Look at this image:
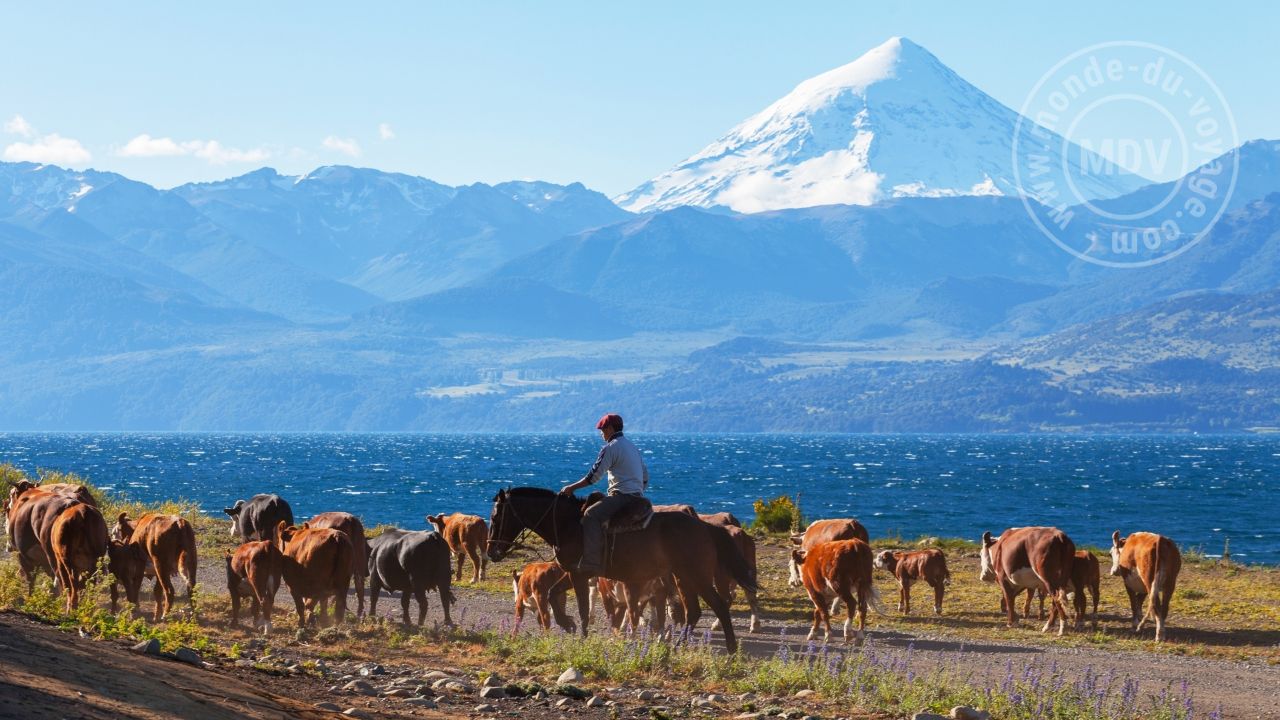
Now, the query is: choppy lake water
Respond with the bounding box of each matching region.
[2,433,1275,563]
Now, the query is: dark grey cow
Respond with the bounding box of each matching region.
[368,528,454,626]
[223,494,293,542]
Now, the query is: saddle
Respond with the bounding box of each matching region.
[584,492,654,535]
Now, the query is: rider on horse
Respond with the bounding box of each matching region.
[559,413,650,576]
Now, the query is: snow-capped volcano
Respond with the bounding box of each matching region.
[616,37,1150,213]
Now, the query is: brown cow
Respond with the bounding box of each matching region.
[873,549,950,615]
[1110,530,1181,642]
[1005,550,1102,631]
[49,503,109,612]
[789,518,869,587]
[5,489,82,594]
[5,480,97,512]
[792,539,882,644]
[979,527,1075,635]
[107,540,146,613]
[226,540,283,634]
[707,522,761,633]
[112,513,198,621]
[593,575,670,633]
[307,512,368,618]
[512,561,576,632]
[426,512,488,583]
[277,520,353,626]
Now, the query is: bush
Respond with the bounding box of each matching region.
[750,494,802,534]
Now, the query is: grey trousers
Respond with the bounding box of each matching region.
[581,492,648,568]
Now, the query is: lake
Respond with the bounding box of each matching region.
[1,433,1276,563]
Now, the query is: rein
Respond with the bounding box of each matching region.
[493,491,569,564]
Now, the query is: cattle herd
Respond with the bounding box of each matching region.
[2,480,1185,648]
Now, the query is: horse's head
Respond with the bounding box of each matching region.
[486,488,520,562]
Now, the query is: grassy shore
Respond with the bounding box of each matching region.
[2,466,1274,720]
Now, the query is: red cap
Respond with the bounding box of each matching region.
[595,413,623,431]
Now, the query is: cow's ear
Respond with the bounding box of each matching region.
[1112,530,1122,547]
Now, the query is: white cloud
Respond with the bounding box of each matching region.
[3,133,92,166]
[117,134,270,165]
[4,114,34,137]
[378,123,395,141]
[322,135,362,157]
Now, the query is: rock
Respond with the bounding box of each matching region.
[479,686,506,699]
[555,698,574,708]
[403,697,438,708]
[709,694,730,703]
[692,698,714,708]
[445,681,474,693]
[342,680,376,696]
[342,710,372,719]
[174,647,203,668]
[314,660,329,674]
[735,714,764,720]
[482,674,505,688]
[234,659,255,668]
[912,714,948,720]
[739,693,758,701]
[793,690,816,698]
[950,708,990,720]
[381,688,414,698]
[432,678,453,690]
[586,696,608,708]
[802,716,821,720]
[532,691,547,700]
[422,670,452,680]
[558,667,585,684]
[636,690,660,701]
[475,704,497,712]
[314,702,342,711]
[359,664,385,677]
[132,639,161,656]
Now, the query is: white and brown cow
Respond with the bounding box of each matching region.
[1110,530,1181,642]
[788,518,869,587]
[512,561,576,632]
[873,548,950,615]
[791,539,882,644]
[979,526,1075,635]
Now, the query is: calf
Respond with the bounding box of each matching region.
[277,521,353,626]
[792,539,881,644]
[307,512,369,618]
[367,527,454,626]
[593,576,670,633]
[49,503,109,612]
[112,513,199,621]
[226,540,283,634]
[107,539,146,613]
[426,512,488,583]
[1110,530,1181,642]
[789,518,869,587]
[224,494,293,541]
[1005,552,1101,631]
[512,561,576,632]
[979,527,1075,635]
[873,549,950,615]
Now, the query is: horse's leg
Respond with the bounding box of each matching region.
[696,579,737,652]
[570,572,591,637]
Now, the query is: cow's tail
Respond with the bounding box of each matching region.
[176,518,198,596]
[710,524,757,594]
[865,582,887,616]
[942,564,952,587]
[1140,539,1164,632]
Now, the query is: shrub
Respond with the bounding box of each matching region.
[750,494,803,534]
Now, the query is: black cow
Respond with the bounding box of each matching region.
[223,494,293,542]
[367,528,454,626]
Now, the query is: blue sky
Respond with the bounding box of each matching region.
[2,2,1276,194]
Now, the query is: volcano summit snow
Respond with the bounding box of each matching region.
[616,37,1150,214]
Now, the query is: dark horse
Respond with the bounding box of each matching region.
[486,487,756,652]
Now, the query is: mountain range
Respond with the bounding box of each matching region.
[1,37,1278,431]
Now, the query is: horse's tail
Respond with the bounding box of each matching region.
[710,525,757,594]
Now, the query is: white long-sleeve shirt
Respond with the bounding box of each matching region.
[581,433,649,495]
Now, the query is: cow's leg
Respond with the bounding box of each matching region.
[415,587,429,626]
[110,580,120,614]
[1020,588,1034,619]
[400,589,412,625]
[156,558,177,621]
[696,579,737,652]
[1153,586,1171,643]
[805,588,827,642]
[229,583,242,626]
[535,592,553,631]
[454,551,465,582]
[1073,582,1087,631]
[1090,583,1099,631]
[651,581,669,635]
[902,578,912,615]
[291,590,306,627]
[466,545,482,584]
[1039,591,1047,621]
[333,584,348,626]
[570,572,591,637]
[514,592,526,629]
[1127,589,1145,632]
[932,580,945,615]
[151,580,166,622]
[353,571,365,620]
[837,587,858,644]
[999,581,1019,627]
[318,596,330,627]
